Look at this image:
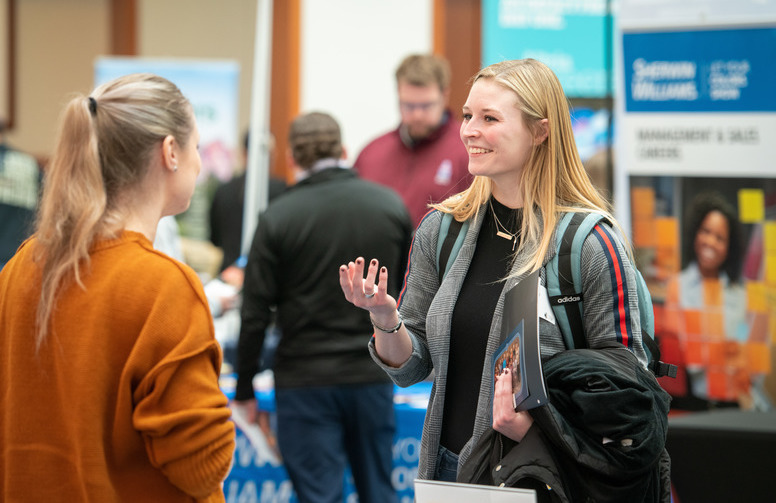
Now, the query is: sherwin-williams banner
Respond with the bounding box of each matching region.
[619,27,776,177]
[623,28,776,113]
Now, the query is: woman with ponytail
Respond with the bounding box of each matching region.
[0,73,235,502]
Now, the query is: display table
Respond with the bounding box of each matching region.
[666,410,776,503]
[219,374,430,503]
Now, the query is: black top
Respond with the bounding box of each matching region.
[209,172,287,272]
[441,197,522,454]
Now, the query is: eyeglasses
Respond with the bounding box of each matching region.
[399,99,441,113]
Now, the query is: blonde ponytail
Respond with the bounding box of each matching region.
[32,73,193,347]
[34,97,105,347]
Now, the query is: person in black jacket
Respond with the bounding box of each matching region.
[208,130,287,273]
[234,112,412,503]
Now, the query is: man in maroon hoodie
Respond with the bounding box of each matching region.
[355,54,472,228]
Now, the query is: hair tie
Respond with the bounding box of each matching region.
[88,97,97,116]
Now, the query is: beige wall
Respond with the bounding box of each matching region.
[7,0,429,164]
[138,0,256,137]
[6,0,109,156]
[6,0,256,159]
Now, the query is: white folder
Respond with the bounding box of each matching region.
[414,479,538,503]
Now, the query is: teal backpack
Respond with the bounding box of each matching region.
[435,211,676,378]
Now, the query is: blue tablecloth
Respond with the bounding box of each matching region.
[220,376,430,503]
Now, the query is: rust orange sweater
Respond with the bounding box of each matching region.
[0,231,235,502]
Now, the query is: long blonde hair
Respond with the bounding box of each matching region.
[433,59,619,276]
[33,73,193,347]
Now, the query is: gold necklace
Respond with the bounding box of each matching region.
[490,200,518,251]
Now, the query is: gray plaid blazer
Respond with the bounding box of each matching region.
[368,203,648,480]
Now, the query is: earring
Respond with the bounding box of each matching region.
[172,164,178,172]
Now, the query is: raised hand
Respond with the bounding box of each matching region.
[339,257,411,368]
[339,257,397,321]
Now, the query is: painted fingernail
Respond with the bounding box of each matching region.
[371,259,377,266]
[381,267,386,273]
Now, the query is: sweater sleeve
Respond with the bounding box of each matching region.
[579,223,649,367]
[131,267,235,500]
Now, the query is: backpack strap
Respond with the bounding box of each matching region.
[628,268,677,378]
[436,212,468,284]
[642,334,677,378]
[546,212,607,350]
[547,212,678,378]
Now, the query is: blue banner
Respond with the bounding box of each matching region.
[623,28,776,112]
[221,380,429,503]
[482,0,613,98]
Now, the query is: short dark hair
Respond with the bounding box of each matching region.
[288,112,342,170]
